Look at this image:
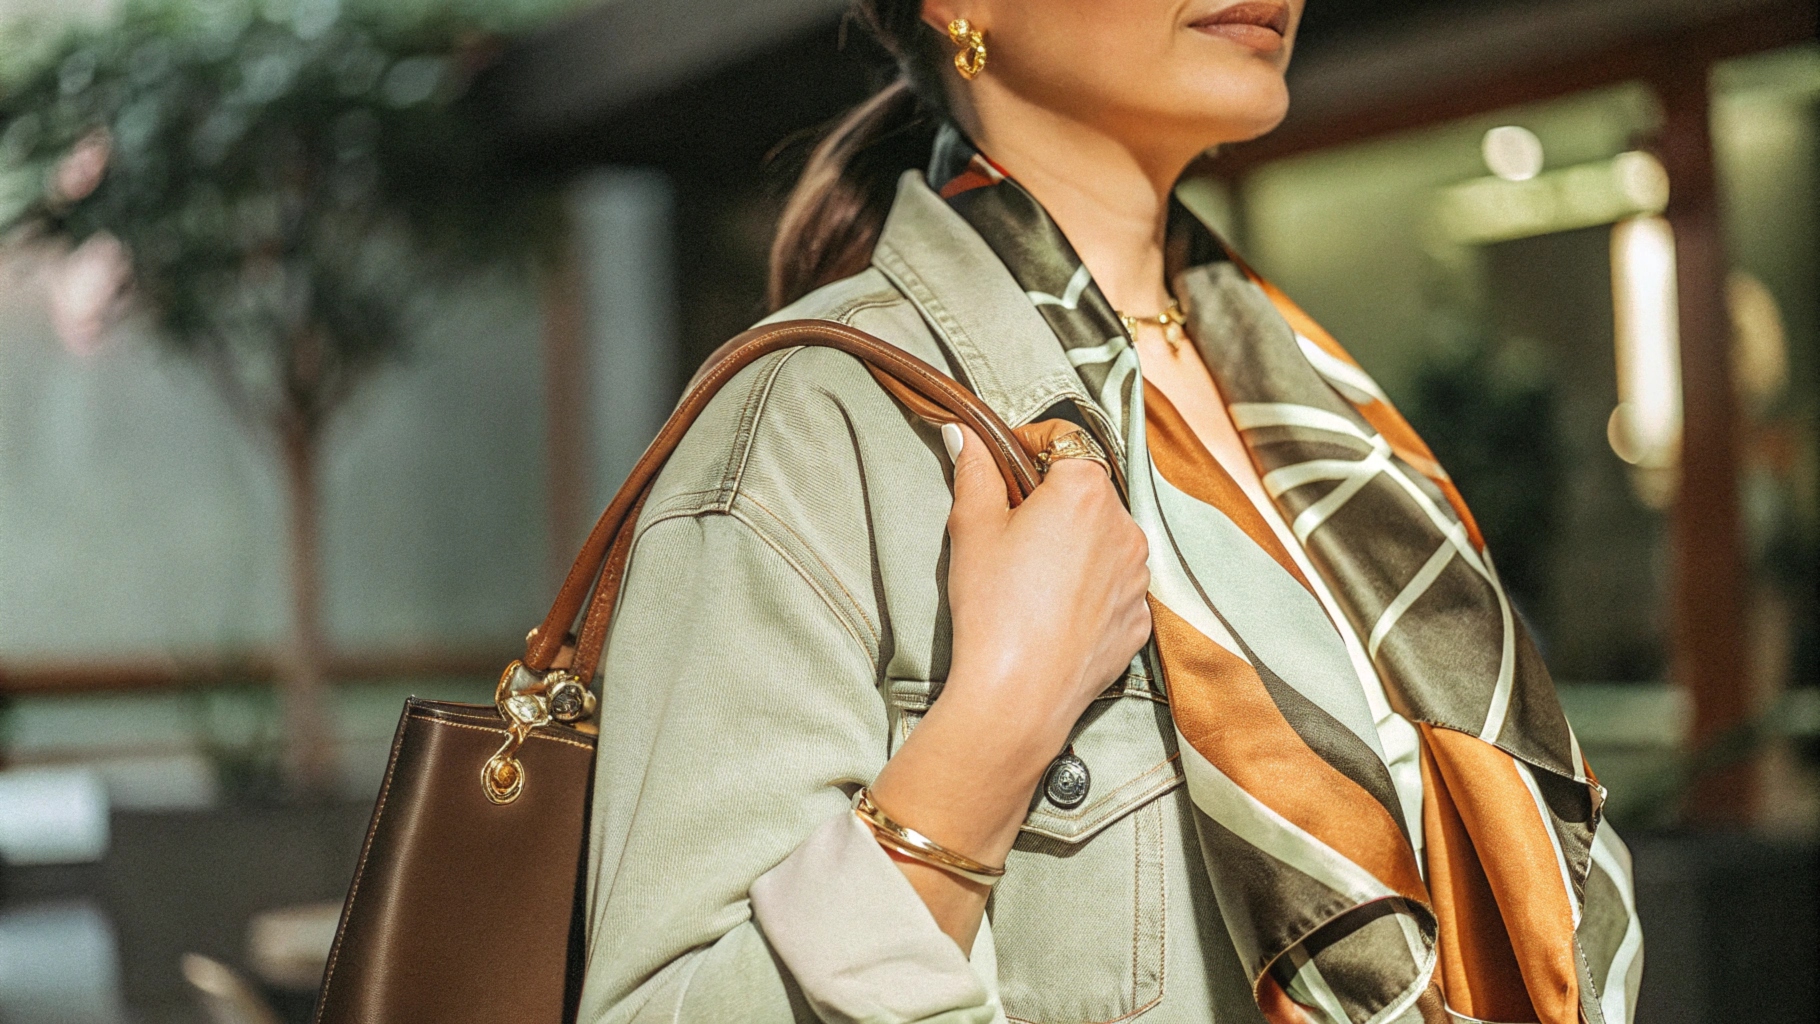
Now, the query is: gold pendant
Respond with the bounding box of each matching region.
[1116,299,1187,356]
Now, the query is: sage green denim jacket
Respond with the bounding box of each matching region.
[576,172,1270,1024]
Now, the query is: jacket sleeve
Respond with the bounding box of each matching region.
[576,510,1004,1024]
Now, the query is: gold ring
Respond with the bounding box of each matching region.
[1035,430,1110,476]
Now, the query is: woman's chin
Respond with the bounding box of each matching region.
[1221,105,1290,144]
[1183,75,1289,143]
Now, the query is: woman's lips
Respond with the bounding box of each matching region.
[1189,1,1289,53]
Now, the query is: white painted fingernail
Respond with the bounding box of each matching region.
[941,422,964,460]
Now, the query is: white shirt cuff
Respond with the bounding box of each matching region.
[750,805,1004,1024]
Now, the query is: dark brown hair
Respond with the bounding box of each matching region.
[767,2,947,311]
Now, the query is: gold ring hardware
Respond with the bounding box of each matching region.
[495,660,596,725]
[947,19,987,80]
[1034,430,1110,476]
[545,672,597,724]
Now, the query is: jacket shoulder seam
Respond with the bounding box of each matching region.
[725,292,915,506]
[735,492,881,654]
[629,503,878,665]
[719,346,807,505]
[730,502,877,663]
[831,294,904,324]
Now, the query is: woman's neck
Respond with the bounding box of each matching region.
[958,98,1193,317]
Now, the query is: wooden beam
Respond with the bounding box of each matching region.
[473,19,876,185]
[540,224,591,585]
[0,651,512,696]
[480,0,846,139]
[1204,0,1817,176]
[1654,68,1753,824]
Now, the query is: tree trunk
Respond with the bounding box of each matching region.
[279,414,335,796]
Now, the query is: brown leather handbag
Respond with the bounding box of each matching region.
[313,320,1040,1024]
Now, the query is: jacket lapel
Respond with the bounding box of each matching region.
[871,171,1122,457]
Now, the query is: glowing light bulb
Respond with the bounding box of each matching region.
[1482,125,1544,182]
[1608,215,1682,474]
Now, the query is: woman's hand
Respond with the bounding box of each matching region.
[942,420,1152,749]
[868,421,1151,952]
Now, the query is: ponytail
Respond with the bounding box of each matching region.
[767,78,935,311]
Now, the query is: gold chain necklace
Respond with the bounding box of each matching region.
[1116,300,1187,355]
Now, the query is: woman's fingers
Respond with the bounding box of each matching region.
[943,414,1153,710]
[1013,419,1111,478]
[943,423,1008,536]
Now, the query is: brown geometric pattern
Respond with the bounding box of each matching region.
[929,124,1640,1024]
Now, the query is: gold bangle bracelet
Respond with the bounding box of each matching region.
[853,788,1006,887]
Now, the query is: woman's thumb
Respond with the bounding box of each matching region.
[943,422,1008,529]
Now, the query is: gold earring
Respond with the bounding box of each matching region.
[947,19,987,79]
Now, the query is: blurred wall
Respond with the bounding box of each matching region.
[0,271,551,659]
[574,167,680,507]
[0,0,113,24]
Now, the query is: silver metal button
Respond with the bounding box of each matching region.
[1043,752,1090,809]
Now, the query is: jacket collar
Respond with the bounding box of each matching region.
[870,171,1098,433]
[870,171,1237,463]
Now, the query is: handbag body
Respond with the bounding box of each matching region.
[313,319,1039,1023]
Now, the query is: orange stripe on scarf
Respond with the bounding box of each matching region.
[1420,725,1580,1024]
[1145,382,1312,591]
[1153,600,1427,903]
[1257,973,1323,1024]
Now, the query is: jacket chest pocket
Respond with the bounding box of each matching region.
[996,802,1170,1024]
[883,676,936,753]
[886,678,1183,1024]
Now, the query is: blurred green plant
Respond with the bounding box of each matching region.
[0,0,571,793]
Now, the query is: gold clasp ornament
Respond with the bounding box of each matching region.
[481,744,527,804]
[947,19,987,80]
[482,660,596,804]
[483,663,547,805]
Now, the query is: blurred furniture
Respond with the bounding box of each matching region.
[181,954,283,1024]
[0,766,109,865]
[0,902,128,1024]
[0,766,127,1022]
[0,802,370,1020]
[247,902,341,992]
[1630,831,1819,1023]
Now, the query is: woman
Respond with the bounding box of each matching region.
[578,1,1643,1022]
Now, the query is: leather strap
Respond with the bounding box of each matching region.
[525,319,1042,682]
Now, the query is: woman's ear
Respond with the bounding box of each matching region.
[920,0,968,35]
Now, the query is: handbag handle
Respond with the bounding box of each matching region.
[523,319,1043,684]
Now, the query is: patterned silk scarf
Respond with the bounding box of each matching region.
[928,126,1643,1024]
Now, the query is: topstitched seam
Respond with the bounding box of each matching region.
[1005,801,1168,1024]
[312,714,408,1020]
[404,712,596,751]
[737,491,882,652]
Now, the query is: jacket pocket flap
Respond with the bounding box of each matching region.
[884,679,1185,846]
[1019,694,1183,844]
